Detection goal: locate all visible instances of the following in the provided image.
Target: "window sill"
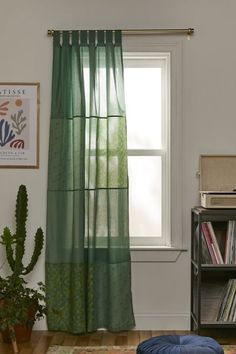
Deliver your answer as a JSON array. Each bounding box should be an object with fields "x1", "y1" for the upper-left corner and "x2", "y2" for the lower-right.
[{"x1": 130, "y1": 246, "x2": 188, "y2": 263}]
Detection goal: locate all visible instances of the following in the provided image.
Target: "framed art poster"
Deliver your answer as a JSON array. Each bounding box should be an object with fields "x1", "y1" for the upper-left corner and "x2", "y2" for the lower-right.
[{"x1": 0, "y1": 83, "x2": 39, "y2": 168}]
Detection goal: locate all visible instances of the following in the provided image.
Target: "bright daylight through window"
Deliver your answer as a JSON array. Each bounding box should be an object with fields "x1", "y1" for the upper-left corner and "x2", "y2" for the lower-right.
[{"x1": 123, "y1": 52, "x2": 170, "y2": 247}]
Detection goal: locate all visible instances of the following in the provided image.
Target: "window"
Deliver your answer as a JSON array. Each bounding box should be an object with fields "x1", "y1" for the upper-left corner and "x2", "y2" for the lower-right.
[
  {"x1": 123, "y1": 52, "x2": 170, "y2": 247},
  {"x1": 123, "y1": 40, "x2": 182, "y2": 249}
]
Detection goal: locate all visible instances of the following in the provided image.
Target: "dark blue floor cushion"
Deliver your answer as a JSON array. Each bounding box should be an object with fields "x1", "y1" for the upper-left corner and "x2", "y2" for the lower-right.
[{"x1": 137, "y1": 335, "x2": 224, "y2": 354}]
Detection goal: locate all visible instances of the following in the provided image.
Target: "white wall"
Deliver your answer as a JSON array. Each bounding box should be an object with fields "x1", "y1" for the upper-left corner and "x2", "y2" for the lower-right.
[{"x1": 1, "y1": 0, "x2": 236, "y2": 330}]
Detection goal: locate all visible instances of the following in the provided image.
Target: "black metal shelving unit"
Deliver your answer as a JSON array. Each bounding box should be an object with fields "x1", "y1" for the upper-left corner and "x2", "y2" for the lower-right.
[{"x1": 191, "y1": 207, "x2": 236, "y2": 332}]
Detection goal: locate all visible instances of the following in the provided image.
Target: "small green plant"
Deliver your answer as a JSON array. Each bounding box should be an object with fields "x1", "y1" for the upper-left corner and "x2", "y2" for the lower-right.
[
  {"x1": 0, "y1": 276, "x2": 46, "y2": 332},
  {"x1": 0, "y1": 185, "x2": 46, "y2": 344}
]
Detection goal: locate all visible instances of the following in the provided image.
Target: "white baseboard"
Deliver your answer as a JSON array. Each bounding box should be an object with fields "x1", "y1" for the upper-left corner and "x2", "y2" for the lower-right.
[
  {"x1": 34, "y1": 313, "x2": 190, "y2": 331},
  {"x1": 34, "y1": 318, "x2": 47, "y2": 330},
  {"x1": 134, "y1": 313, "x2": 190, "y2": 330}
]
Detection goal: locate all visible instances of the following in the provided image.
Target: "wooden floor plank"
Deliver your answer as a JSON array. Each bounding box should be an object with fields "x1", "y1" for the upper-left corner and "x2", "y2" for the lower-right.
[
  {"x1": 0, "y1": 329, "x2": 235, "y2": 353},
  {"x1": 139, "y1": 331, "x2": 152, "y2": 343},
  {"x1": 127, "y1": 331, "x2": 140, "y2": 346},
  {"x1": 32, "y1": 332, "x2": 54, "y2": 354},
  {"x1": 114, "y1": 332, "x2": 128, "y2": 346},
  {"x1": 75, "y1": 334, "x2": 90, "y2": 346},
  {"x1": 49, "y1": 332, "x2": 65, "y2": 346},
  {"x1": 88, "y1": 332, "x2": 103, "y2": 346},
  {"x1": 63, "y1": 333, "x2": 79, "y2": 346},
  {"x1": 101, "y1": 331, "x2": 116, "y2": 346}
]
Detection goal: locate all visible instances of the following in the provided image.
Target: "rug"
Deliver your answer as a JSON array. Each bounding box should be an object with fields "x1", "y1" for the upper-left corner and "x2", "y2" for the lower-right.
[
  {"x1": 46, "y1": 346, "x2": 136, "y2": 354},
  {"x1": 46, "y1": 345, "x2": 236, "y2": 354},
  {"x1": 224, "y1": 346, "x2": 236, "y2": 354}
]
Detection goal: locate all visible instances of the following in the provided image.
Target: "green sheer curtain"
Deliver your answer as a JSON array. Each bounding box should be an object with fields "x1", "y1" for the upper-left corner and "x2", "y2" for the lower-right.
[{"x1": 46, "y1": 30, "x2": 135, "y2": 333}]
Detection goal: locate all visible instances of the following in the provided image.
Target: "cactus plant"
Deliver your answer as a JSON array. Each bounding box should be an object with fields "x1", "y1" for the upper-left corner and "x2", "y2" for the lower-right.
[
  {"x1": 1, "y1": 184, "x2": 44, "y2": 277},
  {"x1": 0, "y1": 185, "x2": 46, "y2": 353}
]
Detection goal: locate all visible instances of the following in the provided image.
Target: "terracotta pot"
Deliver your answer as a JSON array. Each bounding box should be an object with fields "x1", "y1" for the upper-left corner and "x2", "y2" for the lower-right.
[
  {"x1": 2, "y1": 322, "x2": 32, "y2": 343},
  {"x1": 1, "y1": 305, "x2": 36, "y2": 343}
]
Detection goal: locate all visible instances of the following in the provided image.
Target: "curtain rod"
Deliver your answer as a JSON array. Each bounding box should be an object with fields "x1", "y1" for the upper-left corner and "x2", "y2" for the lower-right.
[{"x1": 47, "y1": 28, "x2": 194, "y2": 37}]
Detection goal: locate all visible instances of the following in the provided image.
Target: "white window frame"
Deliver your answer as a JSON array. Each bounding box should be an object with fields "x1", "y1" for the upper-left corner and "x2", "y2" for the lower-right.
[
  {"x1": 123, "y1": 52, "x2": 171, "y2": 247},
  {"x1": 122, "y1": 37, "x2": 183, "y2": 251}
]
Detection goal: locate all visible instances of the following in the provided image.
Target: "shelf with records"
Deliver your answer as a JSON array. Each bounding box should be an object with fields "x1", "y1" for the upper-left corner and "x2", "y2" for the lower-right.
[
  {"x1": 191, "y1": 207, "x2": 236, "y2": 332},
  {"x1": 217, "y1": 278, "x2": 236, "y2": 322},
  {"x1": 200, "y1": 272, "x2": 236, "y2": 325},
  {"x1": 194, "y1": 220, "x2": 236, "y2": 265}
]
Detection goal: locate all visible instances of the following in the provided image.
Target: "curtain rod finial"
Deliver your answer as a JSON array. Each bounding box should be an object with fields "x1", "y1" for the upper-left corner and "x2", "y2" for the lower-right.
[
  {"x1": 47, "y1": 29, "x2": 54, "y2": 37},
  {"x1": 187, "y1": 28, "x2": 194, "y2": 40},
  {"x1": 188, "y1": 28, "x2": 194, "y2": 35}
]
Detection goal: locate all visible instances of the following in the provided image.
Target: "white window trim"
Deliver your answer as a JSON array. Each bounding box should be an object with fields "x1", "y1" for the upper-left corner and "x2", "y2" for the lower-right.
[
  {"x1": 124, "y1": 52, "x2": 170, "y2": 247},
  {"x1": 122, "y1": 37, "x2": 184, "y2": 255}
]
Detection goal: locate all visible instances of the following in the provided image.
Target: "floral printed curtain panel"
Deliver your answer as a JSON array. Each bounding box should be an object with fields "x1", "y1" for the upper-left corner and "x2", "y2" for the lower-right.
[{"x1": 46, "y1": 30, "x2": 135, "y2": 333}]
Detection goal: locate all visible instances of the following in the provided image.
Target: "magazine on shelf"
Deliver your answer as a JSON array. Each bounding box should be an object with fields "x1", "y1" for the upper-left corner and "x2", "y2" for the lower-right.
[
  {"x1": 201, "y1": 231, "x2": 212, "y2": 264},
  {"x1": 224, "y1": 220, "x2": 236, "y2": 264},
  {"x1": 206, "y1": 222, "x2": 224, "y2": 264},
  {"x1": 201, "y1": 222, "x2": 221, "y2": 264}
]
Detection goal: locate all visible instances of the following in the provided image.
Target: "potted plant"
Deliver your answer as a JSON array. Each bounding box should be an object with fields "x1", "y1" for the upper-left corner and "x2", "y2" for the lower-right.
[{"x1": 0, "y1": 185, "x2": 46, "y2": 353}]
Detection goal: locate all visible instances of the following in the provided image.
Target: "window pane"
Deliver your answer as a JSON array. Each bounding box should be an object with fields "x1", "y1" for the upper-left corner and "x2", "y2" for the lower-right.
[
  {"x1": 128, "y1": 156, "x2": 162, "y2": 237},
  {"x1": 124, "y1": 67, "x2": 162, "y2": 149}
]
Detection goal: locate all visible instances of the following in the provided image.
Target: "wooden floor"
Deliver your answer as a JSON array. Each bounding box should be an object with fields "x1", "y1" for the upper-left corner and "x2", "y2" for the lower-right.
[{"x1": 1, "y1": 330, "x2": 236, "y2": 354}]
